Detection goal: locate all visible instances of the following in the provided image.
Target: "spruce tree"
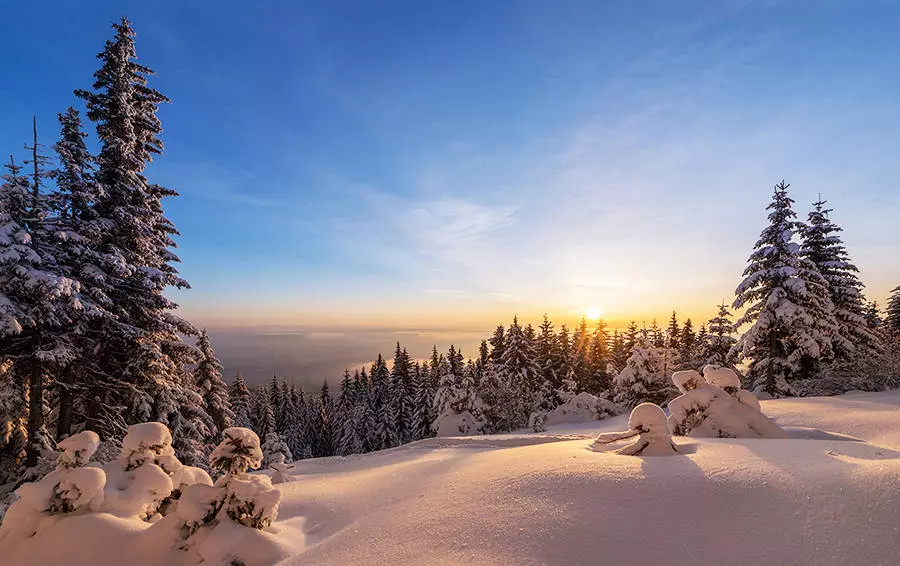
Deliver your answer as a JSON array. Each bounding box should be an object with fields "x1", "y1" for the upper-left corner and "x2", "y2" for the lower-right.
[
  {"x1": 194, "y1": 329, "x2": 233, "y2": 437},
  {"x1": 74, "y1": 18, "x2": 201, "y2": 444},
  {"x1": 587, "y1": 319, "x2": 611, "y2": 394},
  {"x1": 0, "y1": 148, "x2": 81, "y2": 466},
  {"x1": 666, "y1": 311, "x2": 680, "y2": 350},
  {"x1": 801, "y1": 197, "x2": 880, "y2": 359},
  {"x1": 886, "y1": 286, "x2": 900, "y2": 336},
  {"x1": 499, "y1": 316, "x2": 539, "y2": 427},
  {"x1": 732, "y1": 182, "x2": 838, "y2": 395},
  {"x1": 613, "y1": 334, "x2": 676, "y2": 408},
  {"x1": 391, "y1": 343, "x2": 414, "y2": 444},
  {"x1": 705, "y1": 303, "x2": 737, "y2": 367},
  {"x1": 50, "y1": 108, "x2": 104, "y2": 439},
  {"x1": 228, "y1": 372, "x2": 253, "y2": 429}
]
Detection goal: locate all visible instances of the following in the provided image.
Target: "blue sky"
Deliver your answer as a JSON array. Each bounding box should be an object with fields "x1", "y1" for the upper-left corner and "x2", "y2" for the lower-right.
[{"x1": 2, "y1": 0, "x2": 899, "y2": 332}]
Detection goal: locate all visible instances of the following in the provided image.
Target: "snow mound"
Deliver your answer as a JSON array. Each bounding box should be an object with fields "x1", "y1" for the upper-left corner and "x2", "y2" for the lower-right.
[
  {"x1": 592, "y1": 403, "x2": 678, "y2": 456},
  {"x1": 544, "y1": 392, "x2": 618, "y2": 426},
  {"x1": 672, "y1": 370, "x2": 704, "y2": 393},
  {"x1": 56, "y1": 431, "x2": 101, "y2": 468},
  {"x1": 668, "y1": 383, "x2": 787, "y2": 439},
  {"x1": 702, "y1": 364, "x2": 741, "y2": 391},
  {"x1": 434, "y1": 410, "x2": 482, "y2": 437}
]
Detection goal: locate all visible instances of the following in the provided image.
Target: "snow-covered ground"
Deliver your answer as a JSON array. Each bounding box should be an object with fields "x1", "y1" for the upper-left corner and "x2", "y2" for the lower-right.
[{"x1": 5, "y1": 390, "x2": 900, "y2": 565}]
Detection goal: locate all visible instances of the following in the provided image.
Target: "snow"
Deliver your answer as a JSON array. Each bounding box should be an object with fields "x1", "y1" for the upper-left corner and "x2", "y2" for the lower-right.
[
  {"x1": 56, "y1": 431, "x2": 100, "y2": 469},
  {"x1": 672, "y1": 369, "x2": 704, "y2": 393},
  {"x1": 543, "y1": 392, "x2": 618, "y2": 425},
  {"x1": 4, "y1": 391, "x2": 900, "y2": 565},
  {"x1": 668, "y1": 382, "x2": 787, "y2": 439},
  {"x1": 701, "y1": 365, "x2": 741, "y2": 391}
]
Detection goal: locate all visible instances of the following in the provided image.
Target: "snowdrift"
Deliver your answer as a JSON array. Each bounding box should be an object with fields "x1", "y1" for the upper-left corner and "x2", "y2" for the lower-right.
[{"x1": 3, "y1": 391, "x2": 900, "y2": 565}]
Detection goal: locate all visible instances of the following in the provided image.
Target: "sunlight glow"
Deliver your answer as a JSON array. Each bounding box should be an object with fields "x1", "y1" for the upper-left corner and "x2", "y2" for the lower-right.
[{"x1": 584, "y1": 307, "x2": 603, "y2": 321}]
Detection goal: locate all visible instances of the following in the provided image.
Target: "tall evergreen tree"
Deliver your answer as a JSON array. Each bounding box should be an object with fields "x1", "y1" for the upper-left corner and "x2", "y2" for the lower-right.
[
  {"x1": 0, "y1": 146, "x2": 81, "y2": 466},
  {"x1": 801, "y1": 197, "x2": 880, "y2": 359},
  {"x1": 732, "y1": 182, "x2": 838, "y2": 395},
  {"x1": 74, "y1": 18, "x2": 201, "y2": 444}
]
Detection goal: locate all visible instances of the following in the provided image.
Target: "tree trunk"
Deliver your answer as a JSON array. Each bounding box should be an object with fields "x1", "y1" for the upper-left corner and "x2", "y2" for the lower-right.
[
  {"x1": 56, "y1": 367, "x2": 74, "y2": 439},
  {"x1": 25, "y1": 352, "x2": 45, "y2": 468}
]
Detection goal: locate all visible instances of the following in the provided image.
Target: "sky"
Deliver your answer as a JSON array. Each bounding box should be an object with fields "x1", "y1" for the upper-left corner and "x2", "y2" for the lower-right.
[{"x1": 2, "y1": 1, "x2": 899, "y2": 383}]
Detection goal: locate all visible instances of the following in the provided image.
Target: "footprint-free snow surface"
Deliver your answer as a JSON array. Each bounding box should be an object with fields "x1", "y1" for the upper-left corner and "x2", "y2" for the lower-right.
[{"x1": 6, "y1": 390, "x2": 900, "y2": 565}]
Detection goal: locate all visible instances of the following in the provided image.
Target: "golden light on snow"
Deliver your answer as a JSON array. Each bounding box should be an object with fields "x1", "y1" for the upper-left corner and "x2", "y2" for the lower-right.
[{"x1": 584, "y1": 307, "x2": 602, "y2": 321}]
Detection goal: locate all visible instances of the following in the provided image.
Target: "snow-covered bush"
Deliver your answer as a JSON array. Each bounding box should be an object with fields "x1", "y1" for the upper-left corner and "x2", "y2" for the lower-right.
[
  {"x1": 13, "y1": 431, "x2": 106, "y2": 515},
  {"x1": 543, "y1": 392, "x2": 619, "y2": 427},
  {"x1": 261, "y1": 431, "x2": 293, "y2": 469},
  {"x1": 209, "y1": 427, "x2": 262, "y2": 475},
  {"x1": 221, "y1": 473, "x2": 280, "y2": 529},
  {"x1": 210, "y1": 427, "x2": 281, "y2": 530},
  {"x1": 702, "y1": 365, "x2": 761, "y2": 411},
  {"x1": 434, "y1": 409, "x2": 483, "y2": 437},
  {"x1": 269, "y1": 453, "x2": 294, "y2": 484},
  {"x1": 0, "y1": 431, "x2": 106, "y2": 544},
  {"x1": 668, "y1": 374, "x2": 786, "y2": 439},
  {"x1": 672, "y1": 370, "x2": 705, "y2": 394},
  {"x1": 613, "y1": 337, "x2": 678, "y2": 408},
  {"x1": 529, "y1": 411, "x2": 547, "y2": 432},
  {"x1": 103, "y1": 423, "x2": 210, "y2": 521},
  {"x1": 592, "y1": 403, "x2": 677, "y2": 456}
]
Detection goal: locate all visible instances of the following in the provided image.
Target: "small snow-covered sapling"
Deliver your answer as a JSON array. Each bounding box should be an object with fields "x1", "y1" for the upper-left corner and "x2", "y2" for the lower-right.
[{"x1": 592, "y1": 403, "x2": 678, "y2": 456}]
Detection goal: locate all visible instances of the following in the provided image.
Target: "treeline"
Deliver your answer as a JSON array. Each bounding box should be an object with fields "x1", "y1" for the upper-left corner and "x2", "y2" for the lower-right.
[{"x1": 226, "y1": 305, "x2": 763, "y2": 462}]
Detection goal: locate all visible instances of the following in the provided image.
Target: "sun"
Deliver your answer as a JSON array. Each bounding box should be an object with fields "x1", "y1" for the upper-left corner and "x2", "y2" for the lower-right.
[{"x1": 584, "y1": 307, "x2": 602, "y2": 321}]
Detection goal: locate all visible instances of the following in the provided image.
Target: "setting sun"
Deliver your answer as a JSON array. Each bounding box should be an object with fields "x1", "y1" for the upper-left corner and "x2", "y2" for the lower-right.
[{"x1": 584, "y1": 307, "x2": 603, "y2": 321}]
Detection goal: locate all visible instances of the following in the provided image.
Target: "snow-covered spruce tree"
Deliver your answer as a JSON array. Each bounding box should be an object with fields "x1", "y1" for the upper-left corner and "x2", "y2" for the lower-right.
[
  {"x1": 885, "y1": 285, "x2": 900, "y2": 336},
  {"x1": 666, "y1": 311, "x2": 680, "y2": 351},
  {"x1": 613, "y1": 334, "x2": 677, "y2": 408},
  {"x1": 228, "y1": 372, "x2": 253, "y2": 429},
  {"x1": 391, "y1": 343, "x2": 415, "y2": 444},
  {"x1": 369, "y1": 355, "x2": 395, "y2": 451},
  {"x1": 313, "y1": 380, "x2": 335, "y2": 457},
  {"x1": 202, "y1": 427, "x2": 279, "y2": 531},
  {"x1": 587, "y1": 319, "x2": 612, "y2": 395},
  {"x1": 0, "y1": 148, "x2": 82, "y2": 468},
  {"x1": 535, "y1": 315, "x2": 560, "y2": 404},
  {"x1": 570, "y1": 317, "x2": 591, "y2": 392},
  {"x1": 705, "y1": 302, "x2": 737, "y2": 367},
  {"x1": 72, "y1": 18, "x2": 208, "y2": 449},
  {"x1": 261, "y1": 429, "x2": 293, "y2": 468},
  {"x1": 499, "y1": 317, "x2": 540, "y2": 428},
  {"x1": 335, "y1": 370, "x2": 361, "y2": 456},
  {"x1": 801, "y1": 197, "x2": 881, "y2": 362},
  {"x1": 49, "y1": 108, "x2": 107, "y2": 440},
  {"x1": 411, "y1": 363, "x2": 434, "y2": 440},
  {"x1": 732, "y1": 182, "x2": 838, "y2": 396},
  {"x1": 193, "y1": 330, "x2": 233, "y2": 440}
]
